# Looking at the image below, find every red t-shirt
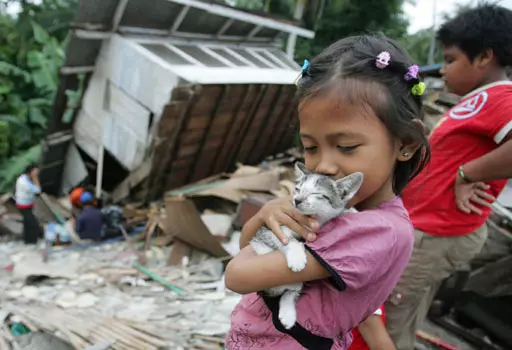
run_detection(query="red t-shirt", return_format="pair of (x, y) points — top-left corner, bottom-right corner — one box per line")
(403, 81), (512, 236)
(349, 306), (385, 350)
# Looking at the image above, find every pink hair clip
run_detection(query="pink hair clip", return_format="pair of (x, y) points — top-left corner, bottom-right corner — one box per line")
(405, 65), (419, 81)
(376, 51), (391, 69)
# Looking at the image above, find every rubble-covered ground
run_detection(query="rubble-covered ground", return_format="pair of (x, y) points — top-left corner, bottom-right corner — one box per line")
(0, 239), (241, 349)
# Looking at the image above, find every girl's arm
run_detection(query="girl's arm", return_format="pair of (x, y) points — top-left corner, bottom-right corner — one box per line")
(357, 315), (396, 350)
(239, 197), (319, 249)
(225, 246), (330, 294)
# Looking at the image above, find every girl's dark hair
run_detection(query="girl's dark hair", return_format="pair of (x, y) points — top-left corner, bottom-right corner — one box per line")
(24, 164), (37, 175)
(297, 34), (431, 194)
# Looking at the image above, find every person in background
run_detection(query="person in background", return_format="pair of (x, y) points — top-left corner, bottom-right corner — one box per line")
(15, 164), (43, 244)
(74, 192), (103, 241)
(69, 186), (85, 220)
(385, 4), (512, 349)
(350, 306), (395, 350)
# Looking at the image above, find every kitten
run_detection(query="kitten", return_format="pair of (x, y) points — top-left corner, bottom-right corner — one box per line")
(250, 162), (364, 329)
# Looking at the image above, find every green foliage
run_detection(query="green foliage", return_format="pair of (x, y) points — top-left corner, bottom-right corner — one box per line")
(0, 0), (78, 193)
(0, 143), (42, 193)
(399, 29), (442, 66)
(295, 0), (409, 61)
(0, 120), (9, 159)
(227, 0), (409, 60)
(400, 4), (473, 66)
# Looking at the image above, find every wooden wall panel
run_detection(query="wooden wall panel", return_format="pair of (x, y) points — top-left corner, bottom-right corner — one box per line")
(146, 83), (299, 201)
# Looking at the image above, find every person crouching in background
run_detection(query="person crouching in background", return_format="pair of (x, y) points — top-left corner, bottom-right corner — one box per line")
(74, 192), (103, 242)
(15, 164), (43, 244)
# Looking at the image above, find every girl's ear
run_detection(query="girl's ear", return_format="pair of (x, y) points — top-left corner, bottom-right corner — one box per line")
(294, 162), (309, 181)
(335, 172), (364, 201)
(398, 119), (425, 162)
(398, 143), (422, 162)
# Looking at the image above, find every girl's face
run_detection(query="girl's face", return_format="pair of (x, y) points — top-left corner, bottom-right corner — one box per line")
(299, 95), (402, 210)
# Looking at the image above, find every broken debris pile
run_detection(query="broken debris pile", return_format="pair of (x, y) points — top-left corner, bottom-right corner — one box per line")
(0, 151), (301, 349)
(0, 240), (239, 350)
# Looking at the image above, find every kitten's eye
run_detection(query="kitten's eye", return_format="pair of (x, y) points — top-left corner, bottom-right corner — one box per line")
(337, 145), (359, 153)
(303, 146), (317, 153)
(321, 195), (330, 201)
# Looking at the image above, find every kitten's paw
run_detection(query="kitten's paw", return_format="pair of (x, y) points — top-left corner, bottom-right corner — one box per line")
(279, 306), (297, 329)
(285, 243), (307, 272)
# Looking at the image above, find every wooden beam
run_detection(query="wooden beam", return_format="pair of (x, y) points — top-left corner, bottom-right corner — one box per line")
(171, 5), (190, 34)
(60, 66), (95, 75)
(112, 0), (129, 31)
(217, 19), (234, 36)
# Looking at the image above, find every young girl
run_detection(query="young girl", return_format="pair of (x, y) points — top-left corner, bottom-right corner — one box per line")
(225, 34), (430, 350)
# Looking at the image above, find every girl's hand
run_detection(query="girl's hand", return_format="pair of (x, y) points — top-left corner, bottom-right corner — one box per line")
(454, 174), (496, 215)
(255, 197), (320, 244)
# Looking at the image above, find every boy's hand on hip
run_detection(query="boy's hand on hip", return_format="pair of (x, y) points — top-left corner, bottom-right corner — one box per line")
(454, 174), (496, 215)
(256, 197), (319, 244)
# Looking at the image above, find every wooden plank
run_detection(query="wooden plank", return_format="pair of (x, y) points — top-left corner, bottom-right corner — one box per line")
(112, 160), (151, 203)
(251, 88), (293, 162)
(274, 106), (299, 154)
(235, 85), (280, 164)
(176, 143), (202, 159)
(187, 85), (228, 183)
(146, 86), (196, 201)
(162, 85), (224, 190)
(180, 129), (205, 145)
(186, 114), (211, 130)
(167, 240), (192, 266)
(165, 197), (229, 258)
(219, 85), (266, 173)
(267, 89), (297, 155)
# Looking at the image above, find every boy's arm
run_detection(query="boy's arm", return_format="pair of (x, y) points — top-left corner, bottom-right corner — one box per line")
(462, 135), (512, 182)
(357, 315), (396, 350)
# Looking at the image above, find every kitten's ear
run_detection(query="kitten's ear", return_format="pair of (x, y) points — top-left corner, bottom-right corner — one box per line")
(336, 172), (364, 201)
(294, 162), (309, 181)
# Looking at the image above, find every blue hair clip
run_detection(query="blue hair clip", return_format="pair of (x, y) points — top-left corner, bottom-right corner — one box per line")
(295, 59), (311, 86)
(301, 59), (310, 73)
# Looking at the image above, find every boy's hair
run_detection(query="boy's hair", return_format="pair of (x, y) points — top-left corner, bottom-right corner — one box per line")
(437, 3), (512, 66)
(297, 34), (430, 194)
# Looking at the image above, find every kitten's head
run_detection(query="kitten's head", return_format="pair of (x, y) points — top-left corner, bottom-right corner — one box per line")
(292, 162), (363, 223)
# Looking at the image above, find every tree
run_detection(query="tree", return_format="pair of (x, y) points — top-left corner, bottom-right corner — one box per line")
(227, 0), (409, 60)
(400, 3), (472, 66)
(400, 28), (442, 66)
(295, 0), (409, 61)
(0, 0), (78, 192)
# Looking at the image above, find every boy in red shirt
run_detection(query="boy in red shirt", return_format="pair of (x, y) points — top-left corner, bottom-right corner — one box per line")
(385, 4), (512, 349)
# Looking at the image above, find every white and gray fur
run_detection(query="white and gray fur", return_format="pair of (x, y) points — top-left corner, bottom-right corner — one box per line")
(250, 162), (363, 329)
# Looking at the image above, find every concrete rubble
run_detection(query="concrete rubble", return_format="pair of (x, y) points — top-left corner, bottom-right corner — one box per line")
(0, 240), (241, 349)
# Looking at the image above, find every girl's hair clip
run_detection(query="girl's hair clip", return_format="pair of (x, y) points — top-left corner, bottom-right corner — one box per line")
(376, 51), (391, 69)
(405, 65), (419, 81)
(296, 59), (311, 86)
(301, 60), (310, 75)
(411, 82), (426, 96)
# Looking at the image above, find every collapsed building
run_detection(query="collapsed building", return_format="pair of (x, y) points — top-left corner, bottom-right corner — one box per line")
(39, 0), (317, 203)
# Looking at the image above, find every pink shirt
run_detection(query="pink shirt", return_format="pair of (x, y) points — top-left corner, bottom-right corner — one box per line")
(226, 197), (414, 350)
